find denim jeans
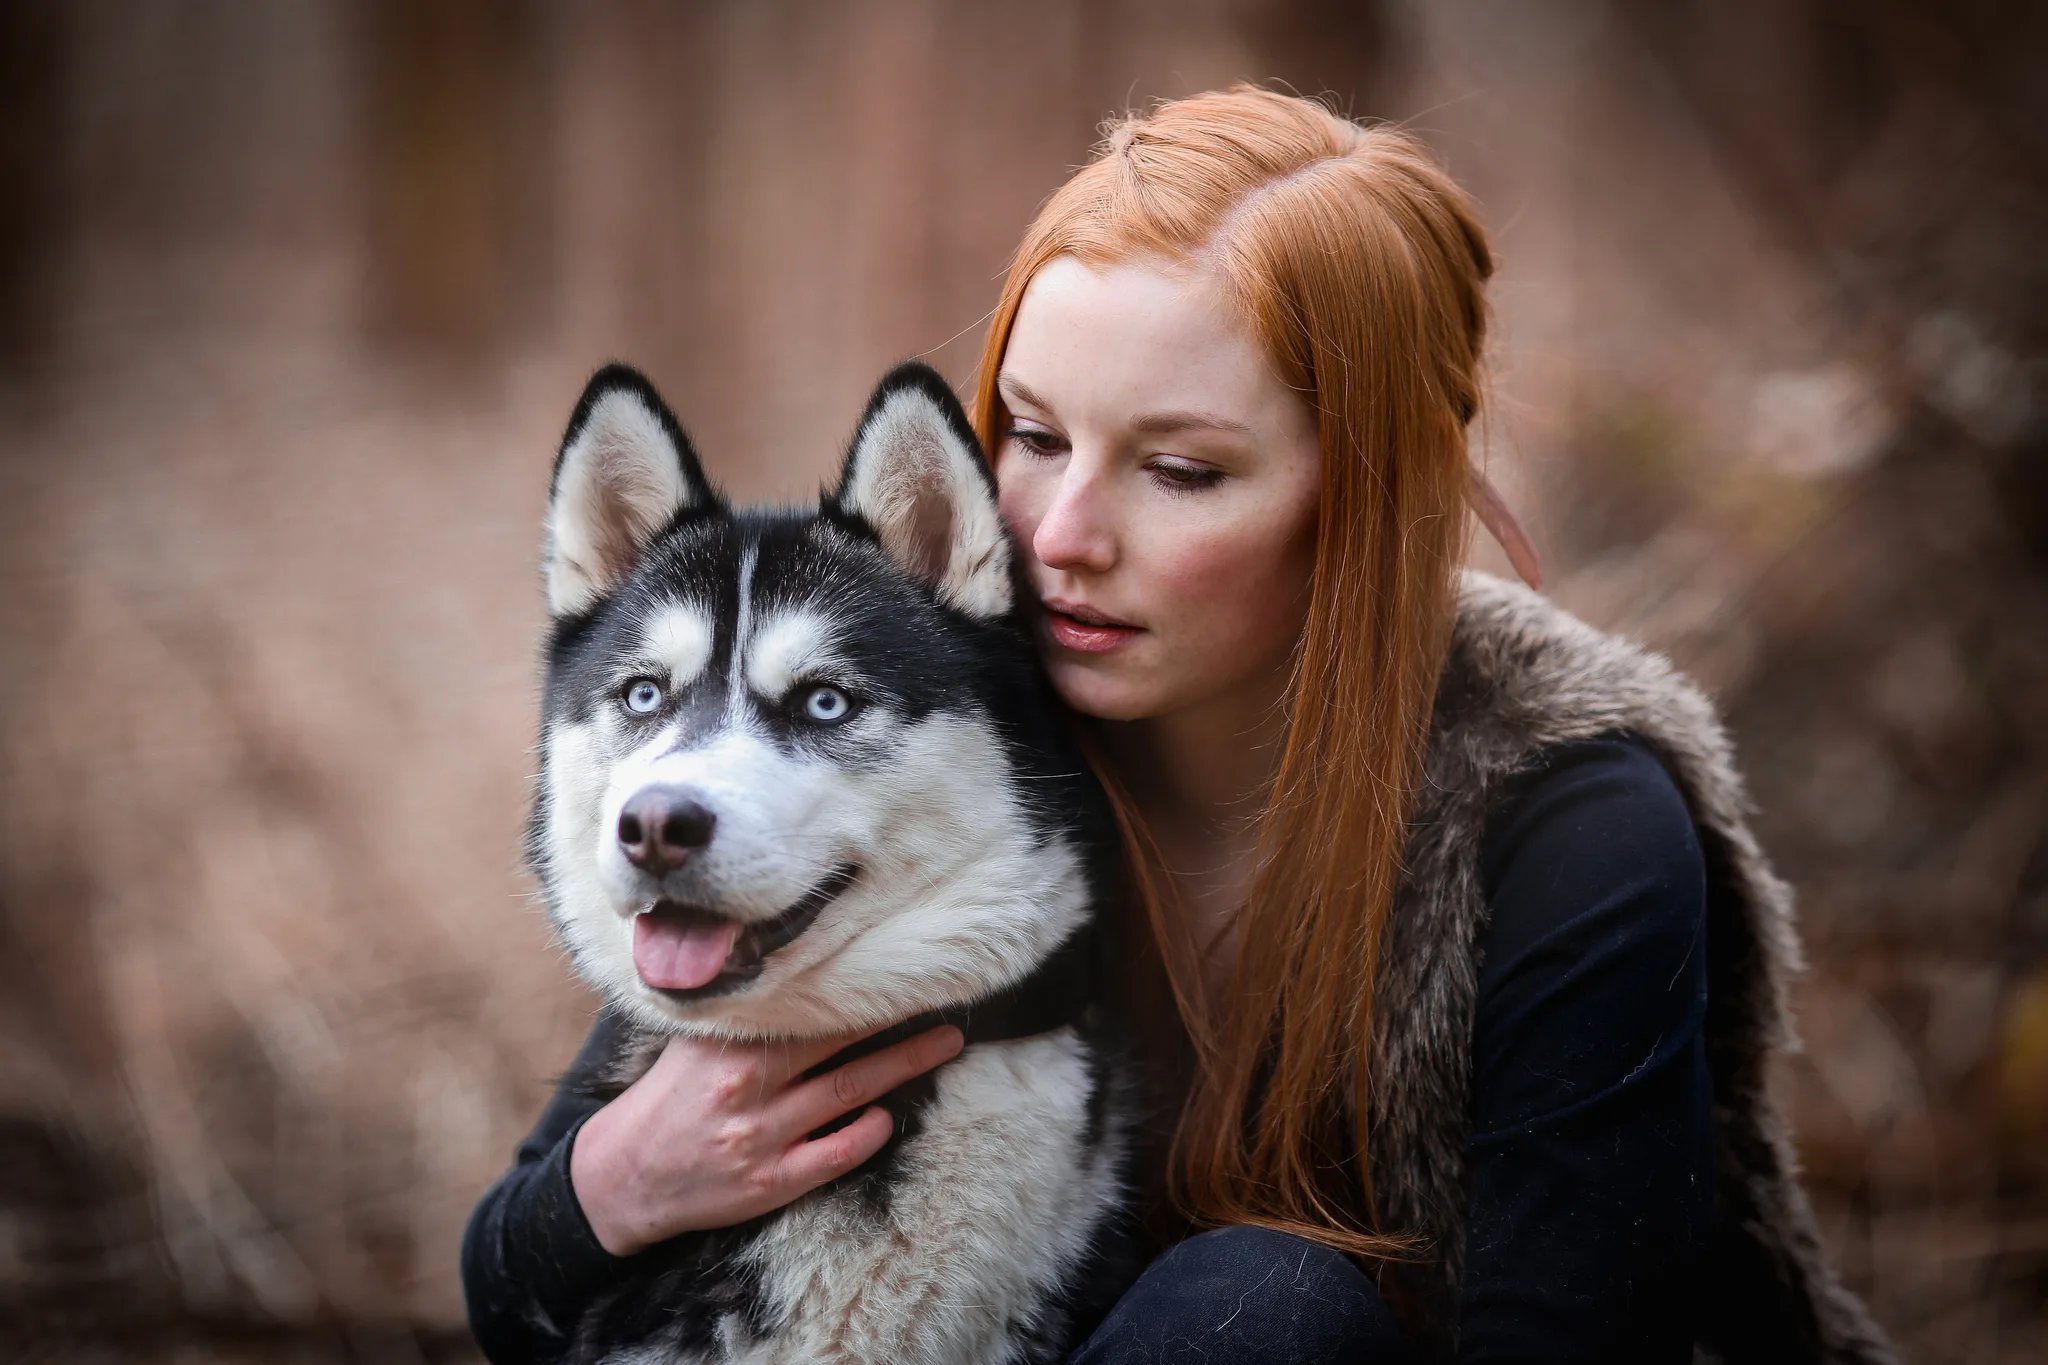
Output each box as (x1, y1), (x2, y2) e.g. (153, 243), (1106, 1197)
(1066, 1225), (1415, 1364)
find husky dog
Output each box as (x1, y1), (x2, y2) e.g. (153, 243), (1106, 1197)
(529, 361), (1136, 1364)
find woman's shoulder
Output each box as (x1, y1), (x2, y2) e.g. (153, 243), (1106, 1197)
(1444, 572), (1732, 773)
(1478, 731), (1706, 938)
(1479, 731), (1701, 900)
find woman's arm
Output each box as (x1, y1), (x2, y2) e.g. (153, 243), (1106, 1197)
(1455, 733), (1714, 1363)
(460, 1011), (629, 1364)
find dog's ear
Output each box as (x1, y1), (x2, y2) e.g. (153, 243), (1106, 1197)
(547, 365), (718, 617)
(830, 363), (1011, 619)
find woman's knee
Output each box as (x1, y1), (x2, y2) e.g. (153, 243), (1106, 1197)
(1068, 1225), (1412, 1364)
(1161, 1224), (1349, 1272)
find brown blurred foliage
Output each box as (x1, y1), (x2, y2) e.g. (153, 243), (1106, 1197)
(0, 1), (2041, 1360)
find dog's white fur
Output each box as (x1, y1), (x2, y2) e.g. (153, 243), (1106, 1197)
(594, 1029), (1117, 1365)
(745, 609), (843, 700)
(731, 1031), (1119, 1363)
(641, 602), (718, 687)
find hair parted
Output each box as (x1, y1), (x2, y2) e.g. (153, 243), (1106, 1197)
(971, 84), (1494, 1262)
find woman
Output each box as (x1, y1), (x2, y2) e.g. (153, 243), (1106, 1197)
(464, 86), (1893, 1362)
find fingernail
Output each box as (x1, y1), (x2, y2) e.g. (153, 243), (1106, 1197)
(940, 1025), (965, 1052)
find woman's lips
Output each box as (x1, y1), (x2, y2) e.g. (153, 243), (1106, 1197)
(1041, 601), (1142, 654)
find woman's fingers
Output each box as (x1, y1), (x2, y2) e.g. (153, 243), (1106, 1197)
(771, 1104), (897, 1197)
(654, 1025), (891, 1112)
(747, 1021), (904, 1090)
(770, 1024), (965, 1138)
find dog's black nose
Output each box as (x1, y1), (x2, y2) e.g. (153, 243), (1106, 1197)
(617, 787), (717, 874)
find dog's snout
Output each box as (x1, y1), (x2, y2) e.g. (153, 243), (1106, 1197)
(617, 786), (717, 873)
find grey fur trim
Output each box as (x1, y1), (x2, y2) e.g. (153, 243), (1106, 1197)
(1369, 570), (1896, 1362)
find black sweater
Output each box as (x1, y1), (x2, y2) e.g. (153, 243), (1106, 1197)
(461, 733), (1712, 1362)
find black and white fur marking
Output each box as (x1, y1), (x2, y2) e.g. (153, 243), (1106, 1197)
(528, 362), (1137, 1364)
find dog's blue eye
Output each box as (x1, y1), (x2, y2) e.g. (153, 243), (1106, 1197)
(623, 679), (665, 714)
(801, 686), (854, 724)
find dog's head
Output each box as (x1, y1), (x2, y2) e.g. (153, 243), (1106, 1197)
(530, 363), (1102, 1038)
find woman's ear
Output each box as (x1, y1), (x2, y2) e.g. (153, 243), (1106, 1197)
(830, 362), (1013, 620)
(546, 365), (719, 618)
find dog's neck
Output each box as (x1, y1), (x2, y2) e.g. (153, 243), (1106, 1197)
(914, 925), (1098, 1046)
(805, 925), (1099, 1083)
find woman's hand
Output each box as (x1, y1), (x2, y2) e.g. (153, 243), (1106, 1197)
(568, 1022), (966, 1256)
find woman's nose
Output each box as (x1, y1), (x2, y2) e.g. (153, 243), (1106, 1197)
(1031, 465), (1117, 574)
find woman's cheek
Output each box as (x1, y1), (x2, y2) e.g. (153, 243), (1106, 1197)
(1154, 521), (1305, 660)
(994, 471), (1039, 551)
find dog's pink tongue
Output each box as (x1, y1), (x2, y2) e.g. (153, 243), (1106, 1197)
(633, 913), (741, 990)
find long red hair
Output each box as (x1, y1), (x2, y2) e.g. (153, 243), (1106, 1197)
(971, 86), (1492, 1260)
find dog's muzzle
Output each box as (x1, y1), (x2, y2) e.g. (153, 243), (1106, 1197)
(634, 862), (860, 1001)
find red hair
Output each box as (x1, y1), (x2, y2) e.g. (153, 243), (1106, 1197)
(971, 86), (1492, 1260)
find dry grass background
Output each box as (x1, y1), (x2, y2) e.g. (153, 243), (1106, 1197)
(1, 2), (2042, 1360)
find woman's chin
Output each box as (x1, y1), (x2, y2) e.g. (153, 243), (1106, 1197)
(1045, 659), (1164, 722)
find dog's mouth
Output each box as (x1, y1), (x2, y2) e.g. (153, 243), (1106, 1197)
(632, 863), (859, 1002)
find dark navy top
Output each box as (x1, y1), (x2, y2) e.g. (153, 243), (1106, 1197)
(461, 732), (1713, 1362)
(1457, 733), (1713, 1360)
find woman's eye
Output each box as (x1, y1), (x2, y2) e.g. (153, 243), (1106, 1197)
(799, 685), (856, 725)
(622, 679), (665, 714)
(1147, 460), (1225, 493)
(1005, 426), (1067, 458)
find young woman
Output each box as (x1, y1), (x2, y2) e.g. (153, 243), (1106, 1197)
(464, 86), (1893, 1363)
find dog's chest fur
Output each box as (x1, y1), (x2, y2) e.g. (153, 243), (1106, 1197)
(578, 1029), (1127, 1365)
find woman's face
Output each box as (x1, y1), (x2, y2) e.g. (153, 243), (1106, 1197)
(993, 255), (1322, 724)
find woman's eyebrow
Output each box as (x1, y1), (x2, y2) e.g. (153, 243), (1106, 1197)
(1128, 408), (1253, 436)
(999, 373), (1252, 436)
(998, 373), (1055, 414)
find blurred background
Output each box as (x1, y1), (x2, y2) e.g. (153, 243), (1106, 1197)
(2, 1), (2043, 1360)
